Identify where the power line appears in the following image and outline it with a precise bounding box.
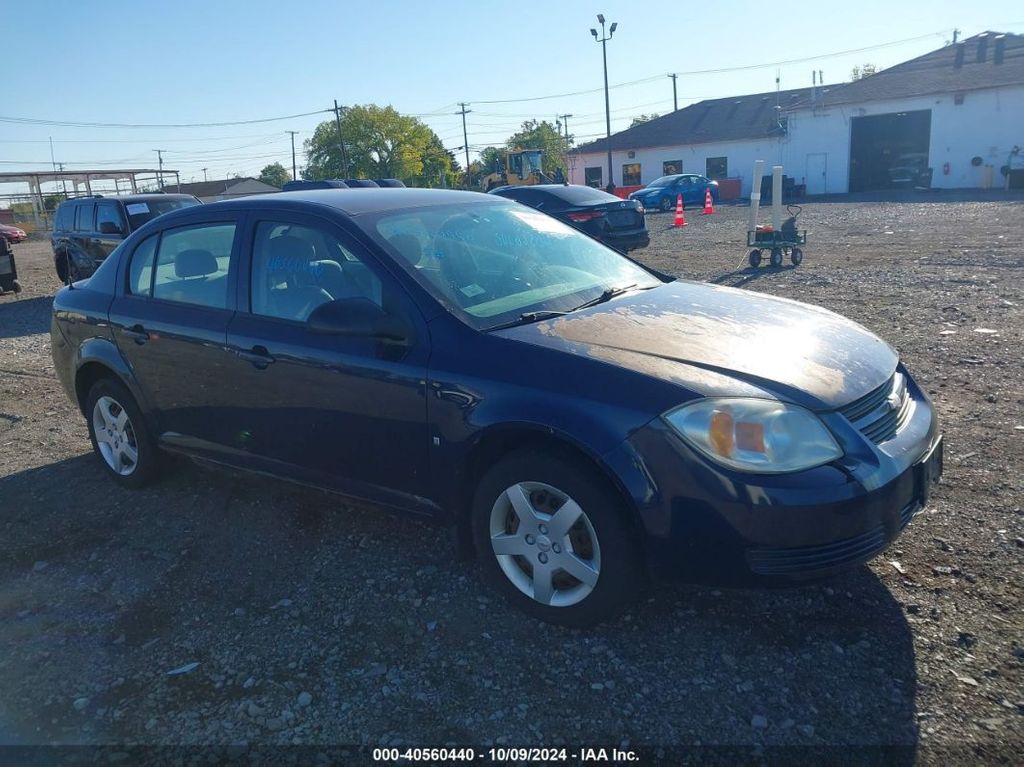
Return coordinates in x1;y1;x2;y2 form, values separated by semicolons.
0;108;332;130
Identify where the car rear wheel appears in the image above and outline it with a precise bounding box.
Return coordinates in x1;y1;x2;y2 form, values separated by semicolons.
471;450;644;626
85;378;159;488
56;253;69;283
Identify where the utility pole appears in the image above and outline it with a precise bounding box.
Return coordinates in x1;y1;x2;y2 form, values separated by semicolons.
202;167;208;182
557;113;573;144
457;103;472;189
590;15;617;191
286;130;299;180
952;28;960;43
332;100;350;177
668;73;678;111
154;149;164;190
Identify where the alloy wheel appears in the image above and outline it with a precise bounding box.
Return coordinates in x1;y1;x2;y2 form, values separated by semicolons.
488;481;601;607
92;395;139;476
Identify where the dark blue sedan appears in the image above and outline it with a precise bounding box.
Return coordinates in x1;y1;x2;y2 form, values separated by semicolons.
629;173;719;211
51;188;942;626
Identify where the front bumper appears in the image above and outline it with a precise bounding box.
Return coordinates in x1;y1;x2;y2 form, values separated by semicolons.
604;369;942;583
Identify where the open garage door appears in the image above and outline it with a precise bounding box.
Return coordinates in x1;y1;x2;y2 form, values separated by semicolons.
849;110;931;192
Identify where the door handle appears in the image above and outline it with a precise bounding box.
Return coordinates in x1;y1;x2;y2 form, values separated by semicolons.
237;345;275;369
122;324;149;345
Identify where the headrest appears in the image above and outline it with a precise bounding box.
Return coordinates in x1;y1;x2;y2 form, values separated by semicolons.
387;234;423;265
174;249;217;278
266;235;316;273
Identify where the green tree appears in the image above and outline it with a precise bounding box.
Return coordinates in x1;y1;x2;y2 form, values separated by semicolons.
478;146;507;177
850;63;877;81
629;113;660;128
303;104;453;185
258;162;291;188
505;120;568;180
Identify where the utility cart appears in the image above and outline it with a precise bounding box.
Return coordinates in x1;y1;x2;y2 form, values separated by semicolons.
746;222;807;267
744;161;808;268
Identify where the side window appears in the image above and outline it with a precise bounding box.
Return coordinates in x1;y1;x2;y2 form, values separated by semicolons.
96;202;126;235
75;203;95;232
55;204;73;231
250;221;382;323
152;223;236;309
128;234;159;296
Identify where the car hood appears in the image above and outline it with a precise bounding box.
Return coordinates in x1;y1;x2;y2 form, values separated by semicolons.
630;188;664;197
495;280;898;410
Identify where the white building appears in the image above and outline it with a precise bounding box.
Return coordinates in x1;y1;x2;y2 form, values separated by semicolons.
571;32;1024;196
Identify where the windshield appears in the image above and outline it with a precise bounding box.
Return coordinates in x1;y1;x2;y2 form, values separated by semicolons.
646;175;678;188
370;201;661;329
126;198;200;230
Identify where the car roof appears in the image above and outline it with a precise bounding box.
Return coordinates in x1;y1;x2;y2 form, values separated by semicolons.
181;188;504;218
63;193;197;204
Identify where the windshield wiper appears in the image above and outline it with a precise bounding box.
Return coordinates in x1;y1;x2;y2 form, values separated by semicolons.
485;310;570;332
568;283;642;313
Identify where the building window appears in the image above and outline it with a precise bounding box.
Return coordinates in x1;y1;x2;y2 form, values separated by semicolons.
954;93;965;105
622;163;641;186
584;166;603;188
706;157;728;179
663;160;682;176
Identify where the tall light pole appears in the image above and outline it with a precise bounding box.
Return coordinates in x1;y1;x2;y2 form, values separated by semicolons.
668;73;678;111
154;149;164;190
590;15;617;191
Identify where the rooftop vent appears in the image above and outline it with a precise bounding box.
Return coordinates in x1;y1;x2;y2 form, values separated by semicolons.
954;41;965;68
977;33;989;63
994;34;1006;65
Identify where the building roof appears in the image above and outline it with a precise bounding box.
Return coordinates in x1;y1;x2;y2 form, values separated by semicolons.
821;31;1024;106
174;177;279;197
576;32;1024;155
576;87;814;154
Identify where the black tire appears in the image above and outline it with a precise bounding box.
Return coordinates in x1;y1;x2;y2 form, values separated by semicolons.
791;247;804;266
770;248;783;267
55;253;69;283
471;449;645;627
659;196;673;212
748;249;762;268
85;378;160;488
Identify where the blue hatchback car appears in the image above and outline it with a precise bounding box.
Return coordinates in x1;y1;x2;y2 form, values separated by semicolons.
51;189;942;626
629;174;719;212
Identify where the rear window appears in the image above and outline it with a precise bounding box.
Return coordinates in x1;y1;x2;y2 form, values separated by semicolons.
75;203;95;232
545;186;620;205
125;198;200;231
54;203;74;231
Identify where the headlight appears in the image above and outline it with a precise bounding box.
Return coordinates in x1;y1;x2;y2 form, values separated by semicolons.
663;398;842;474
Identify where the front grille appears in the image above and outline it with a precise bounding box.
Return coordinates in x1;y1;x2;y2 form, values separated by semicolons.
747;501;917;576
838;373;914;444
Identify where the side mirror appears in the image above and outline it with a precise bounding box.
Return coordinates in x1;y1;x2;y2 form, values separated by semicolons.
99;221;123;235
306;298;409;344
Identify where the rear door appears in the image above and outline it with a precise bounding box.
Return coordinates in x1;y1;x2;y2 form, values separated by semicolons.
72;201;96;270
222;211;431;506
94;200;127;263
108;215;243;454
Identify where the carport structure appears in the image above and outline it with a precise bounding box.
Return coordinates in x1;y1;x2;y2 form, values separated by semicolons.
0;168;180;225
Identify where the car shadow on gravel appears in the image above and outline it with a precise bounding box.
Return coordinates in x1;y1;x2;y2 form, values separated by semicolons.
0;295;53;339
0;454;919;753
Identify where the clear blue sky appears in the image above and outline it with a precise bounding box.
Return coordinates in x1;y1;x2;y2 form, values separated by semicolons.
4;0;1022;188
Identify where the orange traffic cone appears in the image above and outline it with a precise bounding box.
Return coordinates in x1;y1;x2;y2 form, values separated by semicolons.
673;193;687;227
702;187;715;215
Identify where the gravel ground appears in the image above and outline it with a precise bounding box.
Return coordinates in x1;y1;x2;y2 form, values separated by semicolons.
0;195;1021;762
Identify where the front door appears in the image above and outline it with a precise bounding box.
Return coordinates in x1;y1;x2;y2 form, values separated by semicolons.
223;213;431;508
108;217;242;454
806;153;828;195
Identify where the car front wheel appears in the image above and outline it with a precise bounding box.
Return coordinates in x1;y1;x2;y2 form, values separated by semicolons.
85;378;159;488
659;196;673;212
472;450;644;626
